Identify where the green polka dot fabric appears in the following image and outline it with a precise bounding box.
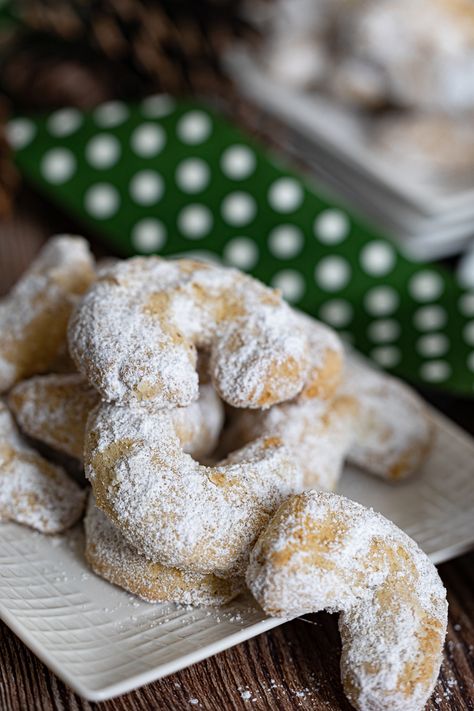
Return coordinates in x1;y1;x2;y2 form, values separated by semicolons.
6;97;474;395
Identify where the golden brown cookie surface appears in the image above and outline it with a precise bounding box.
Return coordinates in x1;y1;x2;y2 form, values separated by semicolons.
85;496;243;606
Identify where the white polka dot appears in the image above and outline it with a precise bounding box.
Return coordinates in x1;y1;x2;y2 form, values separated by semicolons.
94;101;129;128
315;256;351;292
420;361;451;383
84;184;120;219
220;145;256;180
364;286;399;316
268;178;303;213
371;346;401;368
409;270;444;302
129;170;163;205
360;241;395;277
413;305;447;331
132;219;166;253
463;321;474;346
314;210;349;244
221;192;256;226
177;111;212;144
178;204;213;239
319;299;353;328
467;352;474;372
141;94;175;118
223;237;258;270
131;123;165;158
271;270;305;303
6;118;35;149
367;319;400;343
47;108;82;137
85;134;120;169
176;158;210;193
459;293;474;316
268;225;304;259
416;333;449;357
41;148;76;184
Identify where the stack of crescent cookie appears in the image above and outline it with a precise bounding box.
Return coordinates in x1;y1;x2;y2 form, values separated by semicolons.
1;236;447;711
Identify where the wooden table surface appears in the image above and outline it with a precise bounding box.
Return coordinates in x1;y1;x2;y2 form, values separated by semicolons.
0;193;473;711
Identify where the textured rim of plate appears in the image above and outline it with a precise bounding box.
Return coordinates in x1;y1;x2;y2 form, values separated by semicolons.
0;599;288;701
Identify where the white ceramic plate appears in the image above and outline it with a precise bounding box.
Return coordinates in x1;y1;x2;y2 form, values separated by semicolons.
284;142;474;260
225;50;474;217
1;408;473;701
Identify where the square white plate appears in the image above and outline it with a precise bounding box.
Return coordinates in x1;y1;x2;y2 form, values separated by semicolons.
0;408;473;701
284;142;474;260
225;50;474;218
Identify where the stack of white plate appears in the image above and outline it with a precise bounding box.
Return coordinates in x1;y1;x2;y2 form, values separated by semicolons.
226;50;474;262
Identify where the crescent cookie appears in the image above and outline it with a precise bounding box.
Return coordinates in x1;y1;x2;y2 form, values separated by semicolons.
68;257;311;409
9;374;99;460
0;401;85;533
247;491;448;711
0;235;95;392
9;375;224;463
85;496;243;606
85;401;303;577
344;357;434;480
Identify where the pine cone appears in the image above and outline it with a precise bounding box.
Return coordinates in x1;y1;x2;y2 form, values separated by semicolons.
16;0;252;96
0;36;148;109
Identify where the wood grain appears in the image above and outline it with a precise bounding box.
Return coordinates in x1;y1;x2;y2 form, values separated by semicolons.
0;198;473;711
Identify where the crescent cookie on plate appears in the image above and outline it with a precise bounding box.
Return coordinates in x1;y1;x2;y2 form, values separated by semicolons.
247;490;447;711
0;235;95;392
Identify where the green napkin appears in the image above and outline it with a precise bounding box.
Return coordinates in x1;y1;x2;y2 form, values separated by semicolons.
6;96;474;395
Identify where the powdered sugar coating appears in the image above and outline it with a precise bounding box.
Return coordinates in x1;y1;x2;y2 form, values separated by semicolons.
9;375;224;463
247;490;448;711
68;257;309;409
223;395;357;491
0;401;85;533
85;496;243;606
221;313;350;490
0;235;95;392
343;355;434;480
85;401;303;577
292;312;343;402
9;374;99;460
